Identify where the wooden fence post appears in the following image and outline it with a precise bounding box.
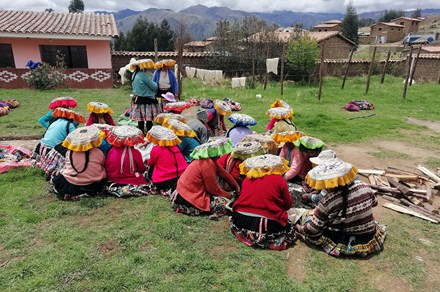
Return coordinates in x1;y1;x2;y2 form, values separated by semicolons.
280;45;285;96
380;50;391;84
263;50;269;90
318;43;324;101
403;46;414;100
154;38;158;62
341;48;354;89
365;46;377;94
409;46;421;86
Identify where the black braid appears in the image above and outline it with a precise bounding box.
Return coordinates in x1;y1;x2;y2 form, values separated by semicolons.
70;150;90;177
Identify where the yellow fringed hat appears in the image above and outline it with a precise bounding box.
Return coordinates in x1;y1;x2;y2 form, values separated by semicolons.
266;107;294;120
62;126;105;152
272;131;305;144
162;118;196;138
87;102;114;115
270;98;291;109
146;125;181;147
214;99;232;116
231;141;265;160
154;113;187;125
129;58;155;71
52;108;86;124
154;59;177;69
306;158;358;190
240;154;290;179
242;133;277;155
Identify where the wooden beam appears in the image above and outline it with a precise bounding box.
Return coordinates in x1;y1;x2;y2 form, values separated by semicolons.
365;46;377;94
341;48;354;89
318;43;325;101
380;50;391;84
402;46;414;99
383;203;438;224
358;169;385;176
417;165;440;183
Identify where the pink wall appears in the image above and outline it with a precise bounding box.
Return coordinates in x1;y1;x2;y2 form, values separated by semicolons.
1;37;112;69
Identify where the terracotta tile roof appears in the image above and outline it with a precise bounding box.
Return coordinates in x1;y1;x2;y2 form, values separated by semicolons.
371;22;405;28
325;20;342;24
111;51;208;58
313;23;340;28
306;31;354;44
184;41;212;47
0;10;118;37
416;53;440;59
392;17;423;22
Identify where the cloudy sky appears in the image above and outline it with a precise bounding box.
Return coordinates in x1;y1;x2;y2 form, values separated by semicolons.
0;0;438;14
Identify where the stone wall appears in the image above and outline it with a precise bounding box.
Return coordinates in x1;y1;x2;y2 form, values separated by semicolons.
411;56;440;82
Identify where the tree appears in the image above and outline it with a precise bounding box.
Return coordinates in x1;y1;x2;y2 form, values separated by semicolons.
285;36;319;82
158;19;176;51
379;9;404;22
341;0;359;45
412;8;422;18
113;32;126;51
68;0;84;13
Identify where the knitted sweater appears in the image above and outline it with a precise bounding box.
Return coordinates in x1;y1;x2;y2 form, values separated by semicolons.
272;119;296;136
216;154;244;187
177;158;239;211
106;146;147;185
280;146;313;181
226;125;253;146
187;119;210;144
178;136;201;163
62;148;106;186
132;70;158;99
147;145;188;183
303;179;378;238
233;175;292;226
41;118;76;148
152;69;178;94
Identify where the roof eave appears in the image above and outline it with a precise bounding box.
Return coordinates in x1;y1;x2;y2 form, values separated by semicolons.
0;32;116;41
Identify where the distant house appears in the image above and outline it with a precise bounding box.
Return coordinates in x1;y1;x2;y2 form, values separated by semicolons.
0;10;118;89
370;22;405;43
391;17;422;34
307;31;354;59
312;20;342;32
183;39;215;52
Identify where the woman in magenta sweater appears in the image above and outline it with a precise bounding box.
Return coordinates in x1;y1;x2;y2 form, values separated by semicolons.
229;154;296;251
105;125;149;197
171;138;240;217
146;126;188;194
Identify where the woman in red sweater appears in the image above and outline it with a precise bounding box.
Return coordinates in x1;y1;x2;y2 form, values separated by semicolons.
216;141;265;189
229;154;296;251
146;125;188;195
105;125;149;197
171;138;240;217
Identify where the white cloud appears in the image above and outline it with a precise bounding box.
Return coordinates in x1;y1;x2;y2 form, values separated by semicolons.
0;0;438;13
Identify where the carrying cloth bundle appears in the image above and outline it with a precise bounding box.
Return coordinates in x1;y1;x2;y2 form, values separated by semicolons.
343;100;375;112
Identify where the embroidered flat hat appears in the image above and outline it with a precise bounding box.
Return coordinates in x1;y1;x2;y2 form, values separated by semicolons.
90;123;114;136
214;99;232;116
266;107;294;120
241;133;277;154
293;136;325;150
154;113;187;125
62;125;105;152
231;141;265;160
228;113;257;127
107;125;145;147
154;59;177;69
272;131;305;144
163;101;191;114
52;108;86;124
306;158;358;190
163;118;197;138
239;154;290;179
129;58;155;71
146;125;181;147
190;137;233;160
49;96;78;109
270;98;291;109
161;92;176;102
87;102;114;114
309;149;337;165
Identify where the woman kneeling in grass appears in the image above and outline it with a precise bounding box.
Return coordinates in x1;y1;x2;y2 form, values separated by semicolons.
229;154;296;251
294;158;386;257
170;138;240;217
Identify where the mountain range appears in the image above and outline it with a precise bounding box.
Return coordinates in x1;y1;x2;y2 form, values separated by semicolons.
95;5;440;40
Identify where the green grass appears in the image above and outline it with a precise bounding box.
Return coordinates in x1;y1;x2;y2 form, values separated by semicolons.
370;150;412;159
1;76;440;291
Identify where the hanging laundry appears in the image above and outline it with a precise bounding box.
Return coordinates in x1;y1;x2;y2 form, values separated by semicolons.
266;58;279;75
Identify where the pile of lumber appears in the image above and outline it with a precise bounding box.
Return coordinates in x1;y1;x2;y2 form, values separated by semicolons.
358;165;440;223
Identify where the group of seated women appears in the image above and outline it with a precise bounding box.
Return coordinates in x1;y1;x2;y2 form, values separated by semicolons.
32;96;385;257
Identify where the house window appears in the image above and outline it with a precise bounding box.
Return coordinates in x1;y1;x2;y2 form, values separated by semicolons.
40;45;88;68
398;29;401;31
400;22;404;25
0;44;15;68
378;28;382;31
391;28;394;31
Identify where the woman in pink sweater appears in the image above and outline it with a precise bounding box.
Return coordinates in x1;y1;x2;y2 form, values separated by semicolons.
53;126;107;201
146;126;188;194
171;138;240;217
105;125;149;197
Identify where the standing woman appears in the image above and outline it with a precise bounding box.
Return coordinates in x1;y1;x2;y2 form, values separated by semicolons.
152;59;179;102
129;59;159;134
266;107;296;137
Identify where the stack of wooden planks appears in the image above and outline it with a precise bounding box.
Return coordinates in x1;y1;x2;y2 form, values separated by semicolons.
358;165;440;224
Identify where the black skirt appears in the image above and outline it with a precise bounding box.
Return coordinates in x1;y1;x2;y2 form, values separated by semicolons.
231;212;289;234
53;174;106;196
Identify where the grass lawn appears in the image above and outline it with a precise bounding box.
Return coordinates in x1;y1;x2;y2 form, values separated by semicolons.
1;76;440;291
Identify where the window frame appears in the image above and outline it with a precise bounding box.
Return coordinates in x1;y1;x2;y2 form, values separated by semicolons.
0;44;15;68
39;45;88;69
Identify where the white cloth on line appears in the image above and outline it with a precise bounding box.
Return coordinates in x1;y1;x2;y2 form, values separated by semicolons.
118;67;128;84
189;67;196;78
215;70;223;81
239;77;246;87
266;58;279;75
231;77;241;88
185;66;192;78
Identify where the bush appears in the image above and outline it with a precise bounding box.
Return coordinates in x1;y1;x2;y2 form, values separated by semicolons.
286;36;319;83
24;62;66;90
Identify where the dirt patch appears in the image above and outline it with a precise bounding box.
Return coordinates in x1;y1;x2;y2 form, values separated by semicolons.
285;242;308;282
97;239;120;257
0;139;39;150
359;259;412;292
405;118;440;133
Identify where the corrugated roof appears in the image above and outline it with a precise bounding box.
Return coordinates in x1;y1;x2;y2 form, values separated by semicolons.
111;51;208;58
0;10;118;37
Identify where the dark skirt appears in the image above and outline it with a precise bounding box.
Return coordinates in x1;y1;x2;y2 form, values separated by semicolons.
229;212;296;251
170;191;229;217
53;174;106;198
